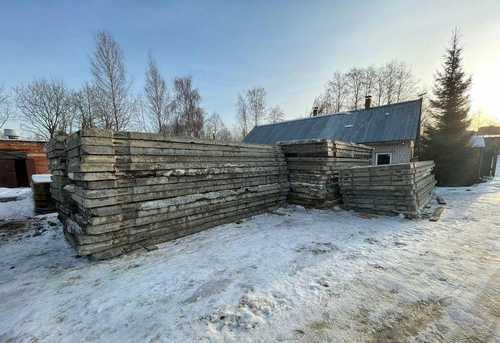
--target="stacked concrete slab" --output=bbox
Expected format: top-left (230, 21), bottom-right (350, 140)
top-left (48, 129), bottom-right (288, 259)
top-left (46, 135), bottom-right (70, 217)
top-left (278, 140), bottom-right (372, 207)
top-left (339, 161), bottom-right (436, 217)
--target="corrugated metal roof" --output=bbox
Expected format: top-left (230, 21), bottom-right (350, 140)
top-left (243, 99), bottom-right (422, 145)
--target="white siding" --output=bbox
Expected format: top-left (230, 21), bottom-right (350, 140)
top-left (367, 141), bottom-right (414, 165)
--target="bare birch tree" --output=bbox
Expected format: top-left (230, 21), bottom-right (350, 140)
top-left (374, 66), bottom-right (386, 106)
top-left (130, 95), bottom-right (152, 132)
top-left (172, 76), bottom-right (204, 137)
top-left (217, 126), bottom-right (232, 142)
top-left (0, 86), bottom-right (11, 129)
top-left (362, 66), bottom-right (377, 99)
top-left (394, 62), bottom-right (416, 103)
top-left (15, 79), bottom-right (72, 139)
top-left (267, 105), bottom-right (285, 123)
top-left (327, 71), bottom-right (349, 112)
top-left (313, 61), bottom-right (418, 112)
top-left (346, 68), bottom-right (364, 110)
top-left (246, 87), bottom-right (266, 127)
top-left (383, 61), bottom-right (399, 104)
top-left (236, 93), bottom-right (249, 137)
top-left (235, 87), bottom-right (267, 133)
top-left (310, 95), bottom-right (329, 116)
top-left (203, 112), bottom-right (231, 141)
top-left (311, 72), bottom-right (348, 115)
top-left (91, 31), bottom-right (132, 131)
top-left (144, 55), bottom-right (172, 134)
top-left (72, 83), bottom-right (99, 129)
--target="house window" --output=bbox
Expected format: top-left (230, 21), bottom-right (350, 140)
top-left (376, 153), bottom-right (392, 165)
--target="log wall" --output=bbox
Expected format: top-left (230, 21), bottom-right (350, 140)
top-left (48, 129), bottom-right (288, 259)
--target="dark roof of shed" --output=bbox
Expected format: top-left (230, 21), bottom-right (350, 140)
top-left (243, 99), bottom-right (422, 145)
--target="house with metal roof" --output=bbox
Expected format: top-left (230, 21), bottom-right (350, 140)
top-left (243, 98), bottom-right (423, 165)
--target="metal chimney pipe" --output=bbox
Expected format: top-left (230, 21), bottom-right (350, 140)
top-left (364, 95), bottom-right (372, 110)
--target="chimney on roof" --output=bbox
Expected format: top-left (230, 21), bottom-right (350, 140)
top-left (312, 106), bottom-right (319, 117)
top-left (364, 95), bottom-right (372, 110)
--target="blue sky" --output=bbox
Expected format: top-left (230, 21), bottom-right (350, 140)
top-left (1, 0), bottom-right (500, 134)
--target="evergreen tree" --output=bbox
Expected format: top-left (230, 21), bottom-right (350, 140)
top-left (422, 31), bottom-right (473, 186)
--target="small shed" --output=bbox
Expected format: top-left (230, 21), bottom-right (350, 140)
top-left (0, 132), bottom-right (49, 187)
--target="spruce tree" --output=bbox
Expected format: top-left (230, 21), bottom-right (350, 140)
top-left (422, 31), bottom-right (473, 186)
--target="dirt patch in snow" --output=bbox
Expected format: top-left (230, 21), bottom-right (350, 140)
top-left (0, 216), bottom-right (59, 242)
top-left (0, 219), bottom-right (34, 240)
top-left (366, 298), bottom-right (445, 342)
top-left (183, 278), bottom-right (233, 304)
top-left (202, 292), bottom-right (290, 332)
top-left (295, 241), bottom-right (338, 255)
top-left (0, 219), bottom-right (29, 232)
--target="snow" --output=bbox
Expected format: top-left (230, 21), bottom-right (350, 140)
top-left (0, 187), bottom-right (31, 200)
top-left (469, 135), bottom-right (486, 148)
top-left (0, 188), bottom-right (34, 219)
top-left (31, 174), bottom-right (52, 184)
top-left (1, 180), bottom-right (500, 341)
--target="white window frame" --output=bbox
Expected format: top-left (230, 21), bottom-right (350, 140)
top-left (375, 152), bottom-right (392, 165)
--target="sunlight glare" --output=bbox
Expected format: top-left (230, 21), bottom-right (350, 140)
top-left (471, 61), bottom-right (500, 122)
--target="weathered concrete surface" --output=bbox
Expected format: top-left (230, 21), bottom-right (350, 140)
top-left (48, 130), bottom-right (288, 259)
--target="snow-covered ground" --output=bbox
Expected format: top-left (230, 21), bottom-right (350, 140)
top-left (0, 188), bottom-right (34, 219)
top-left (1, 174), bottom-right (499, 342)
top-left (31, 174), bottom-right (52, 184)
